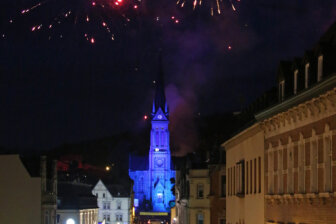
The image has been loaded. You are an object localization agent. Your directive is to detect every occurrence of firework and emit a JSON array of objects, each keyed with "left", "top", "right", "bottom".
[
  {"left": 5, "top": 0, "right": 142, "bottom": 44},
  {"left": 177, "top": 0, "right": 240, "bottom": 15}
]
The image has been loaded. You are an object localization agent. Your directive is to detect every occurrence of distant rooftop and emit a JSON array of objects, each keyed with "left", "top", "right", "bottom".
[{"left": 57, "top": 181, "right": 98, "bottom": 210}]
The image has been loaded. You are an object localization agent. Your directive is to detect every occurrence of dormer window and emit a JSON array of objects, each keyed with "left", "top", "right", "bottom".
[
  {"left": 294, "top": 70, "right": 298, "bottom": 95},
  {"left": 279, "top": 80, "right": 285, "bottom": 101},
  {"left": 305, "top": 63, "right": 309, "bottom": 88},
  {"left": 318, "top": 55, "right": 323, "bottom": 81}
]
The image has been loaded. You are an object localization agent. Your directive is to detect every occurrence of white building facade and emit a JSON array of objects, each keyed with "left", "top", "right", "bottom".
[
  {"left": 57, "top": 209, "right": 98, "bottom": 224},
  {"left": 92, "top": 180, "right": 131, "bottom": 224}
]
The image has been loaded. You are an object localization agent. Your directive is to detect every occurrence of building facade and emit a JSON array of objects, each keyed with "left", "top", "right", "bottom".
[
  {"left": 209, "top": 163, "right": 226, "bottom": 224},
  {"left": 129, "top": 68, "right": 175, "bottom": 214},
  {"left": 92, "top": 180, "right": 131, "bottom": 224},
  {"left": 224, "top": 123, "right": 265, "bottom": 224},
  {"left": 255, "top": 22, "right": 336, "bottom": 224},
  {"left": 56, "top": 209, "right": 98, "bottom": 224},
  {"left": 187, "top": 169, "right": 211, "bottom": 224},
  {"left": 57, "top": 182, "right": 98, "bottom": 224},
  {"left": 0, "top": 154, "right": 57, "bottom": 224}
]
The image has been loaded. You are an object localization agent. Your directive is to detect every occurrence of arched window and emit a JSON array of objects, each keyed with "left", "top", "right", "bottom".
[
  {"left": 155, "top": 131, "right": 159, "bottom": 146},
  {"left": 161, "top": 131, "right": 165, "bottom": 146}
]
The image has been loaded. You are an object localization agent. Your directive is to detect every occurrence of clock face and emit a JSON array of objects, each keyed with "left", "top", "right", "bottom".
[
  {"left": 155, "top": 158, "right": 164, "bottom": 167},
  {"left": 157, "top": 115, "right": 162, "bottom": 119}
]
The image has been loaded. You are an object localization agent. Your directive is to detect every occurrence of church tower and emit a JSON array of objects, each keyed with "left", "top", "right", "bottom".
[
  {"left": 148, "top": 62, "right": 173, "bottom": 212},
  {"left": 128, "top": 59, "right": 175, "bottom": 215}
]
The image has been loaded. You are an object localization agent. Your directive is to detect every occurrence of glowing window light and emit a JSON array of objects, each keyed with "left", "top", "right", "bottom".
[
  {"left": 66, "top": 218, "right": 75, "bottom": 224},
  {"left": 155, "top": 148, "right": 159, "bottom": 152}
]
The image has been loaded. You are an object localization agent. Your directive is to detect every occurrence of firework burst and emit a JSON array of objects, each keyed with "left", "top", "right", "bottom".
[
  {"left": 177, "top": 0, "right": 240, "bottom": 16},
  {"left": 4, "top": 0, "right": 141, "bottom": 44}
]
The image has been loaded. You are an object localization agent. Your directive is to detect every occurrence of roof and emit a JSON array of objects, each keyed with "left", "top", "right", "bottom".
[
  {"left": 19, "top": 155, "right": 41, "bottom": 177},
  {"left": 255, "top": 74, "right": 336, "bottom": 121},
  {"left": 222, "top": 123, "right": 262, "bottom": 150},
  {"left": 318, "top": 21, "right": 336, "bottom": 47},
  {"left": 106, "top": 184, "right": 130, "bottom": 197},
  {"left": 57, "top": 182, "right": 98, "bottom": 210},
  {"left": 277, "top": 60, "right": 292, "bottom": 81}
]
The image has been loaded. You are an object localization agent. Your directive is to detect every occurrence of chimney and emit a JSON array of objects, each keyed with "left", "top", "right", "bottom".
[{"left": 40, "top": 156, "right": 47, "bottom": 193}]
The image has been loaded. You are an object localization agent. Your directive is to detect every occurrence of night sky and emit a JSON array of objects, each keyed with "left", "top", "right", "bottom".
[{"left": 1, "top": 0, "right": 335, "bottom": 150}]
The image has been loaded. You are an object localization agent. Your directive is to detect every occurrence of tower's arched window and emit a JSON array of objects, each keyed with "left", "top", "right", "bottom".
[
  {"left": 156, "top": 131, "right": 159, "bottom": 146},
  {"left": 161, "top": 131, "right": 165, "bottom": 146}
]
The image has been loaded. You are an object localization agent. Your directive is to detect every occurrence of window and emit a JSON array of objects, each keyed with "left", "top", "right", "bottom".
[
  {"left": 197, "top": 213, "right": 204, "bottom": 224},
  {"left": 254, "top": 158, "right": 257, "bottom": 193},
  {"left": 157, "top": 193, "right": 163, "bottom": 203},
  {"left": 57, "top": 214, "right": 60, "bottom": 224},
  {"left": 230, "top": 167, "right": 232, "bottom": 196},
  {"left": 103, "top": 214, "right": 109, "bottom": 221},
  {"left": 221, "top": 175, "right": 226, "bottom": 197},
  {"left": 197, "top": 184, "right": 204, "bottom": 198},
  {"left": 294, "top": 69, "right": 298, "bottom": 94},
  {"left": 305, "top": 63, "right": 310, "bottom": 88},
  {"left": 318, "top": 55, "right": 323, "bottom": 81},
  {"left": 325, "top": 137, "right": 332, "bottom": 192},
  {"left": 103, "top": 193, "right": 105, "bottom": 198},
  {"left": 134, "top": 198, "right": 139, "bottom": 207},
  {"left": 235, "top": 160, "right": 244, "bottom": 196},
  {"left": 228, "top": 168, "right": 230, "bottom": 196},
  {"left": 278, "top": 151, "right": 283, "bottom": 194},
  {"left": 268, "top": 152, "right": 274, "bottom": 194},
  {"left": 44, "top": 211, "right": 49, "bottom": 224},
  {"left": 299, "top": 144, "right": 305, "bottom": 193},
  {"left": 311, "top": 141, "right": 318, "bottom": 192},
  {"left": 116, "top": 214, "right": 123, "bottom": 221},
  {"left": 258, "top": 157, "right": 261, "bottom": 193},
  {"left": 103, "top": 202, "right": 110, "bottom": 209},
  {"left": 233, "top": 166, "right": 236, "bottom": 195},
  {"left": 250, "top": 160, "right": 252, "bottom": 194},
  {"left": 279, "top": 80, "right": 285, "bottom": 101},
  {"left": 161, "top": 132, "right": 165, "bottom": 146},
  {"left": 288, "top": 148, "right": 293, "bottom": 193},
  {"left": 246, "top": 161, "right": 248, "bottom": 195},
  {"left": 156, "top": 131, "right": 159, "bottom": 146},
  {"left": 117, "top": 201, "right": 121, "bottom": 209}
]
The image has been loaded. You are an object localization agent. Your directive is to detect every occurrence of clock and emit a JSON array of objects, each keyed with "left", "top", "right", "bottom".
[
  {"left": 157, "top": 115, "right": 162, "bottom": 119},
  {"left": 155, "top": 158, "right": 164, "bottom": 167}
]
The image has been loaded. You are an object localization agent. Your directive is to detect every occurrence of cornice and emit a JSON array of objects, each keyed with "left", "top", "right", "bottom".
[{"left": 256, "top": 74, "right": 336, "bottom": 121}]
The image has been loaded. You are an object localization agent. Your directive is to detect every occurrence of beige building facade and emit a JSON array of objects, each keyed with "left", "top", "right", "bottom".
[
  {"left": 224, "top": 123, "right": 265, "bottom": 224},
  {"left": 187, "top": 169, "right": 211, "bottom": 224},
  {"left": 259, "top": 80, "right": 336, "bottom": 224},
  {"left": 255, "top": 21, "right": 336, "bottom": 223},
  {"left": 0, "top": 154, "right": 57, "bottom": 224},
  {"left": 0, "top": 155, "right": 42, "bottom": 224}
]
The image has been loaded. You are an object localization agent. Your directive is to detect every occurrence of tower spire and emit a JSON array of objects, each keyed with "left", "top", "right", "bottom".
[{"left": 152, "top": 53, "right": 167, "bottom": 115}]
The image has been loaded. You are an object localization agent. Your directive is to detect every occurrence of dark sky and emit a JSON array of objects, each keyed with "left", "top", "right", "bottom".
[{"left": 1, "top": 0, "right": 335, "bottom": 150}]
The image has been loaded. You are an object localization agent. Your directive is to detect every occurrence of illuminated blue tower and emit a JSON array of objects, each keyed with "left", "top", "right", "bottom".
[{"left": 129, "top": 63, "right": 175, "bottom": 213}]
